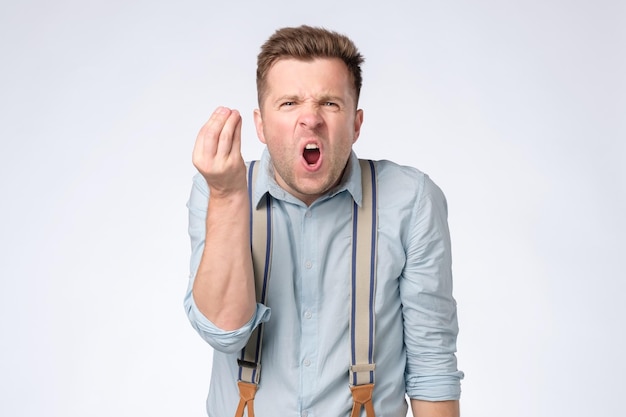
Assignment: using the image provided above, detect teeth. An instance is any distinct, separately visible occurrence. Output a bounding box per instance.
[305,144,319,150]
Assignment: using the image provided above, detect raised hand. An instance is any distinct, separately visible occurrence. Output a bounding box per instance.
[190,106,256,330]
[192,106,246,198]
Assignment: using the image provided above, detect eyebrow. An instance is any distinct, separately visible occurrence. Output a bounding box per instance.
[273,94,347,104]
[274,95,300,103]
[318,94,346,104]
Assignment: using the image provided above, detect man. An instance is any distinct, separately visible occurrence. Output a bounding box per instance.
[185,25,463,417]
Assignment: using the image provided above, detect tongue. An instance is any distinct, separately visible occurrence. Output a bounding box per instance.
[303,149,320,165]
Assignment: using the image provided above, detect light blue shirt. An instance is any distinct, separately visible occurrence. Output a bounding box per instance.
[185,150,463,417]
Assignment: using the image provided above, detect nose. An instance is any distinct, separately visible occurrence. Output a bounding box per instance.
[298,104,323,130]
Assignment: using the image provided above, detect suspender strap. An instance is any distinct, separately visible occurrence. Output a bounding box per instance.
[349,159,378,417]
[236,159,378,417]
[235,161,272,417]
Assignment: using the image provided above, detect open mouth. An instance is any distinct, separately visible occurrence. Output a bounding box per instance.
[303,143,321,166]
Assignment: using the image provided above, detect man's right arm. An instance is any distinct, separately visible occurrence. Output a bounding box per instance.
[189,107,256,331]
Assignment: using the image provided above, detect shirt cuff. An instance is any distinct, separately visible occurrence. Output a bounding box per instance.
[186,297,271,353]
[406,370,464,401]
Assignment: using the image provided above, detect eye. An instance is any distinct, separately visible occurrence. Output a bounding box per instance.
[281,101,295,107]
[323,102,338,107]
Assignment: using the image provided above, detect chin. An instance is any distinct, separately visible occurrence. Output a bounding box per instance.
[298,178,335,196]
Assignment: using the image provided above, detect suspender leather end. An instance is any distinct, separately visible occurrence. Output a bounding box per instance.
[350,383,376,417]
[235,381,259,417]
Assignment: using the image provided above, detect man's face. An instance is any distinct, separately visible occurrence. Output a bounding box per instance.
[254,58,363,206]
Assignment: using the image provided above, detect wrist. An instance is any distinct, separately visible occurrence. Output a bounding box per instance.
[208,186,249,204]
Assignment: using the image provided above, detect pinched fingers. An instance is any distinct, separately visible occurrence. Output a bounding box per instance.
[216,109,242,158]
[192,106,246,192]
[193,107,242,168]
[193,107,232,163]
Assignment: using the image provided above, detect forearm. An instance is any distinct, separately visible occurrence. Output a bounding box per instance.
[410,399,459,417]
[192,190,256,330]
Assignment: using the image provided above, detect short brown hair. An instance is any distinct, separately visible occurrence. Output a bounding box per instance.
[256,25,364,107]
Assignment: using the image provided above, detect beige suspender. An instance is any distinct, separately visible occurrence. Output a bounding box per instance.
[235,160,272,417]
[349,159,378,417]
[235,159,377,417]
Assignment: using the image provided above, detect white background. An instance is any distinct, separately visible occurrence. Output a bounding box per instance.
[1,1,624,416]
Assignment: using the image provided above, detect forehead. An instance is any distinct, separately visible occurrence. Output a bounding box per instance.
[265,57,354,97]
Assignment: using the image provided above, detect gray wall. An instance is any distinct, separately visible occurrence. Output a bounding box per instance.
[1,1,624,416]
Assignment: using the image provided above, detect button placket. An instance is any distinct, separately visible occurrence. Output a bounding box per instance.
[300,206,318,404]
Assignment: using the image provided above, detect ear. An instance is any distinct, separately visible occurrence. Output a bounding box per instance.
[253,109,266,144]
[352,109,364,144]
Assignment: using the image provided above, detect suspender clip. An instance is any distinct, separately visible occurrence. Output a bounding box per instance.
[349,363,376,373]
[237,359,260,370]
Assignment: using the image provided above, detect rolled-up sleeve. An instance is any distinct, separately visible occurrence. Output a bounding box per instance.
[183,173,271,353]
[401,174,464,400]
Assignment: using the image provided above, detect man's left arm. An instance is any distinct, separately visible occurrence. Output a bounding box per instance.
[401,173,463,411]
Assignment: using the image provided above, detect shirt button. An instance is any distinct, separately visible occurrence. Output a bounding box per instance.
[303,359,311,367]
[302,412,309,417]
[305,261,312,269]
[304,311,312,319]
[305,211,312,218]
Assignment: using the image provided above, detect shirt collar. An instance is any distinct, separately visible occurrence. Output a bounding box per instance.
[251,148,363,208]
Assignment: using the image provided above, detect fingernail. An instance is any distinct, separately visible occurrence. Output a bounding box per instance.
[217,106,229,115]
